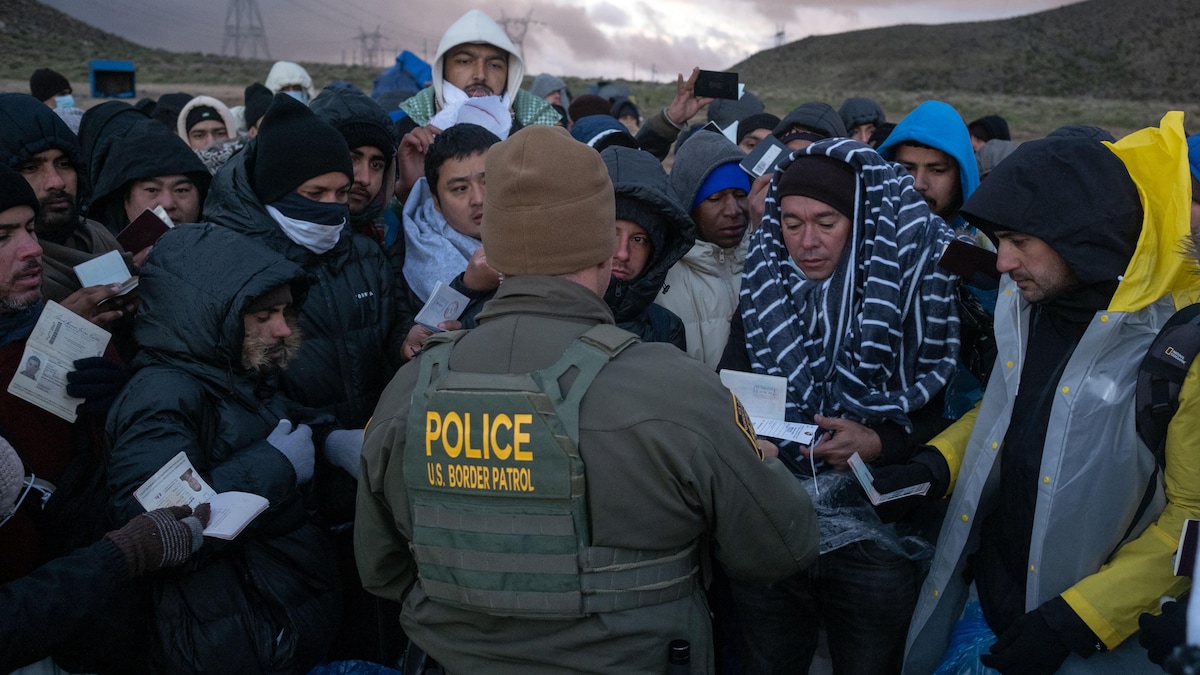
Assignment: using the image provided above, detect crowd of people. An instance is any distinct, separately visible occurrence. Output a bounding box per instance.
[3,7,1200,675]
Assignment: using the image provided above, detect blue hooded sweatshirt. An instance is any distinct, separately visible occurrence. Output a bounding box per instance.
[877,100,980,228]
[880,100,992,419]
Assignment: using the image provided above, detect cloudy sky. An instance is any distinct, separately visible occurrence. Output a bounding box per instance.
[47,0,1079,80]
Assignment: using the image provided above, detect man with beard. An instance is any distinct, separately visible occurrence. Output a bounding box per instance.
[0,94,137,312]
[104,223,341,674]
[202,92,402,663]
[310,85,399,245]
[395,9,559,200]
[0,163,167,673]
[396,9,558,135]
[900,117,1200,674]
[878,100,979,228]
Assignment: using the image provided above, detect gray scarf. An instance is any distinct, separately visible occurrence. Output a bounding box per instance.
[401,177,481,302]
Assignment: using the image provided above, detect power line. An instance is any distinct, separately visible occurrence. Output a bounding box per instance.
[355,25,385,67]
[223,0,271,59]
[496,9,543,59]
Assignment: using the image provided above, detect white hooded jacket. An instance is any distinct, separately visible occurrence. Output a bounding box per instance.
[430,9,524,110]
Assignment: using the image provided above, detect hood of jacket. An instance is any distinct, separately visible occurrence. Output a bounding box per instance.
[1106,112,1200,311]
[176,95,239,146]
[135,222,308,387]
[877,100,979,211]
[601,146,696,325]
[670,131,747,209]
[77,101,146,194]
[962,135,1142,312]
[530,73,568,104]
[203,139,352,264]
[265,61,317,100]
[432,10,524,111]
[0,93,88,204]
[89,117,212,231]
[309,85,399,227]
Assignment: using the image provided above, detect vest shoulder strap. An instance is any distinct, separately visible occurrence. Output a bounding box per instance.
[531,324,639,442]
[1135,303,1200,466]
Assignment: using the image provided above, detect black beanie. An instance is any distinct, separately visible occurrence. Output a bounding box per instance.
[185,106,221,134]
[30,68,70,102]
[244,83,272,130]
[338,121,394,160]
[776,155,858,219]
[737,113,781,144]
[252,93,353,205]
[0,164,40,214]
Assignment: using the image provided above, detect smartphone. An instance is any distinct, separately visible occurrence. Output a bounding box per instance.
[694,70,739,100]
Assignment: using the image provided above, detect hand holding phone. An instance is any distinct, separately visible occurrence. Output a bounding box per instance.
[693,70,740,100]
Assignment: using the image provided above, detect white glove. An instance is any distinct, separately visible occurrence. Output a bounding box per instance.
[324,429,364,480]
[266,419,314,484]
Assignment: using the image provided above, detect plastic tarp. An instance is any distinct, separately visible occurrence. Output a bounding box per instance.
[372,50,431,101]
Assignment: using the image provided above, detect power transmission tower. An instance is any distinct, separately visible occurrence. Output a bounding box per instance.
[774,24,785,49]
[223,0,270,59]
[356,26,385,67]
[497,10,542,58]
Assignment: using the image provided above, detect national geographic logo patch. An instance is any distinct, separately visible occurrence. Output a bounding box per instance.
[731,393,761,460]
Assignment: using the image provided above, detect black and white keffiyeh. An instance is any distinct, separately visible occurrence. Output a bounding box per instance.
[741,138,960,430]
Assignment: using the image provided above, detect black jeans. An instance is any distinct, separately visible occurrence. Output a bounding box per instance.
[730,540,920,675]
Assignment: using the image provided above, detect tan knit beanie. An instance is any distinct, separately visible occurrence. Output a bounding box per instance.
[482,126,615,276]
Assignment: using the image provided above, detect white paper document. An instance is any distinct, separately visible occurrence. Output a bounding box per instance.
[719,370,819,444]
[748,418,818,445]
[719,370,787,418]
[415,280,470,331]
[134,451,269,540]
[847,452,930,505]
[7,301,111,422]
[73,249,132,288]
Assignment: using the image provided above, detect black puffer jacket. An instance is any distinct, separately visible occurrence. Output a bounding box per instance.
[600,146,694,348]
[204,141,402,428]
[88,116,211,234]
[309,85,399,235]
[105,223,338,674]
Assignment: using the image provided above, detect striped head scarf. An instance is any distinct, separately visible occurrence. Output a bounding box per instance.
[741,137,960,430]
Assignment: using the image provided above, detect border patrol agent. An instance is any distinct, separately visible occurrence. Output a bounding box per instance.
[355,125,819,674]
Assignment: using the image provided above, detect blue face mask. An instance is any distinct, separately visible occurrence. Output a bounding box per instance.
[54,94,75,109]
[284,90,308,105]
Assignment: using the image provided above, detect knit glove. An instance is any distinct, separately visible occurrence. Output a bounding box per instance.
[325,428,364,480]
[104,503,209,576]
[869,445,950,523]
[980,607,1072,674]
[267,419,314,484]
[67,357,129,416]
[1140,599,1188,666]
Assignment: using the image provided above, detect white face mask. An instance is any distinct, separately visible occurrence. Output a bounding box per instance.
[283,89,308,105]
[266,204,345,254]
[54,94,75,109]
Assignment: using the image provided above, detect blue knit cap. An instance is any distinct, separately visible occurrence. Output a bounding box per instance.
[693,162,751,208]
[1188,133,1200,183]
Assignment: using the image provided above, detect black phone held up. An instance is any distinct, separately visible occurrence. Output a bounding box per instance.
[694,70,739,100]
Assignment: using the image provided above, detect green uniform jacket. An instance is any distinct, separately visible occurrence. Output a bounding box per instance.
[356,275,818,675]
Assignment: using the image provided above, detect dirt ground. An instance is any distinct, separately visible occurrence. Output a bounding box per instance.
[0,79,246,109]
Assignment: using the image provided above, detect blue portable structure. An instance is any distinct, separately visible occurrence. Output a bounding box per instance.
[89,60,137,99]
[371,50,430,102]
